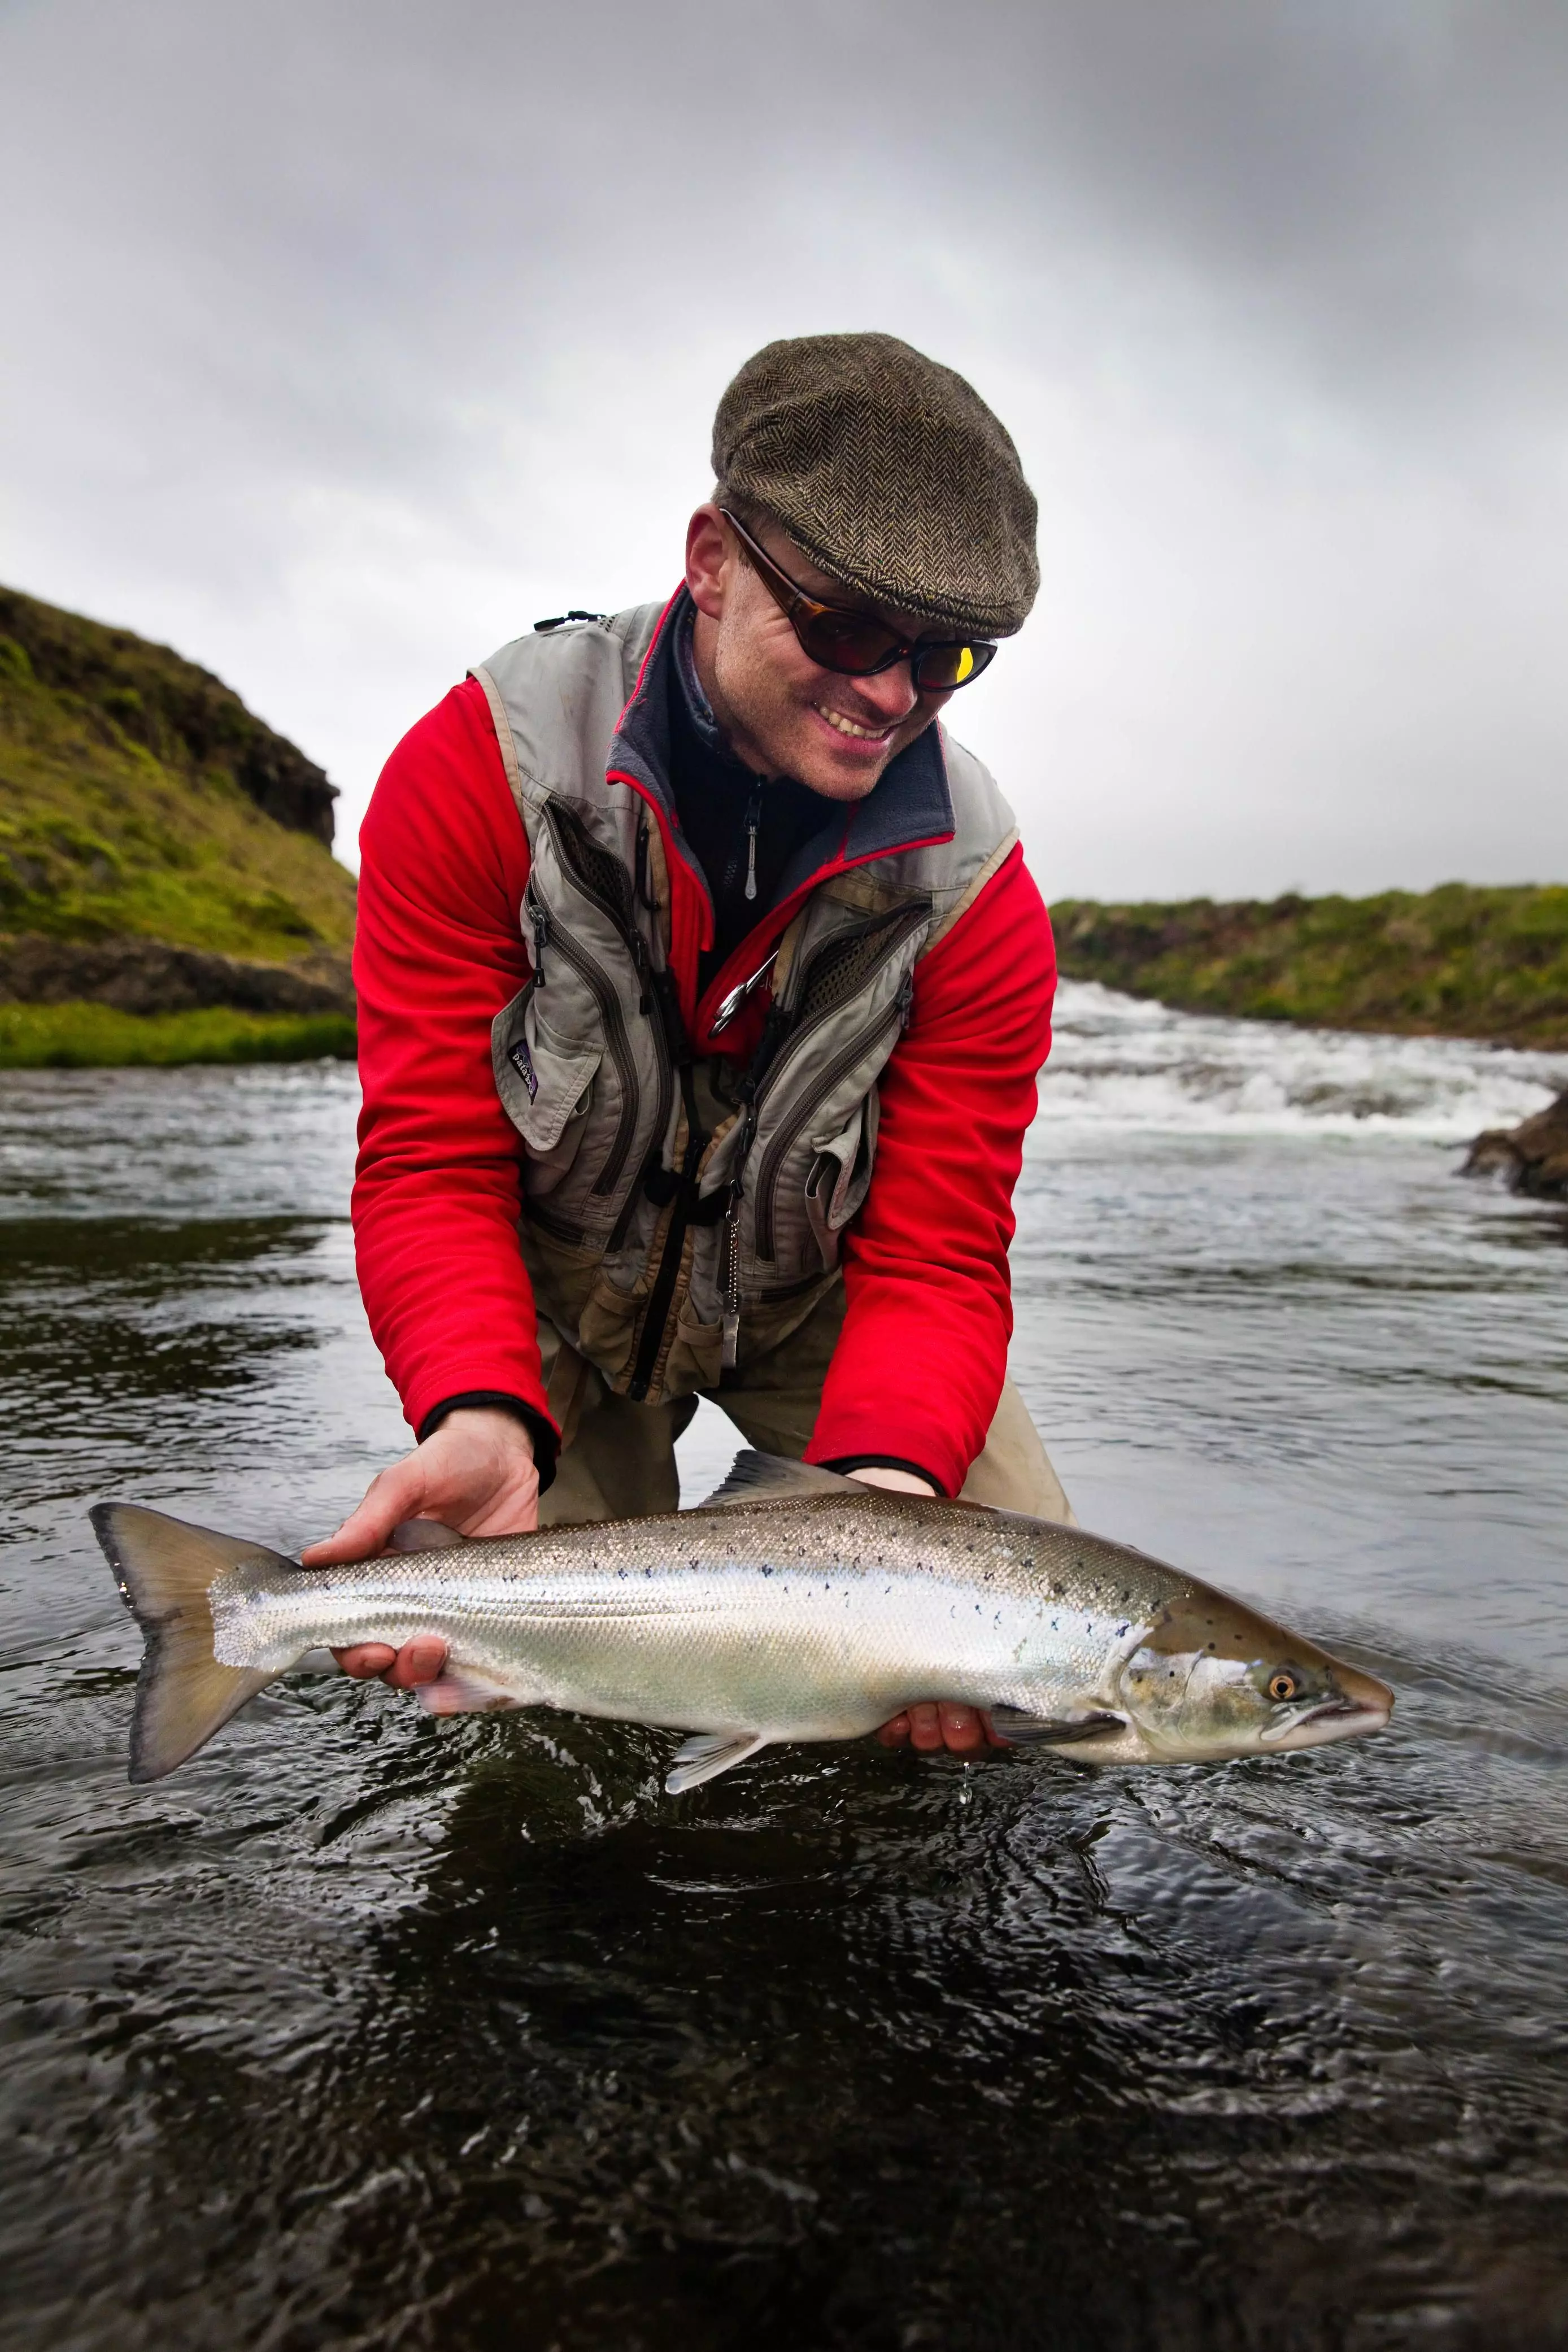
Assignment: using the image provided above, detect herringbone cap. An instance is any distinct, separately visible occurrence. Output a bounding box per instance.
[712,332,1038,637]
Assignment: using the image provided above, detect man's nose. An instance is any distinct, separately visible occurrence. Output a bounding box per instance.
[839,660,920,725]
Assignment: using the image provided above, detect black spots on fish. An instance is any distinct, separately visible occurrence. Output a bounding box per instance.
[1121,1591,1130,1604]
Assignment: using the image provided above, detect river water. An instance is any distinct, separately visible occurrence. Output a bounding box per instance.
[2,983,1566,2351]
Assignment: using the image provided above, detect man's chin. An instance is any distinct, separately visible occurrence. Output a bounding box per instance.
[784,722,901,801]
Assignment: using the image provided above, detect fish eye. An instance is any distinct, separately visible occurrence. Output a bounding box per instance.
[1268,1670,1301,1704]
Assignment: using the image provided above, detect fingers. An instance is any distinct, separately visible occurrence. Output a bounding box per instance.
[331,1636,448,1688]
[384,1636,448,1690]
[874,1703,1001,1754]
[936,1704,986,1754]
[333,1643,397,1679]
[303,1458,428,1567]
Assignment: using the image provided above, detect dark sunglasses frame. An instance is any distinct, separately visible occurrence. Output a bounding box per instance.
[719,508,997,693]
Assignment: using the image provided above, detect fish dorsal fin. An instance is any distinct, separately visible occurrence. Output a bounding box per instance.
[696,1451,857,1512]
[389,1518,469,1553]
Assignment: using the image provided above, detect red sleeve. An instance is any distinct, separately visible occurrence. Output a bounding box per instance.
[351,677,553,1443]
[804,843,1055,1496]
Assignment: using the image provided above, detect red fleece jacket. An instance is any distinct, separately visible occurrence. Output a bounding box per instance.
[352,674,1056,1497]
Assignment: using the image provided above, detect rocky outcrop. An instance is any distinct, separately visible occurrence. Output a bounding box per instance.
[0,932,353,1017]
[0,584,339,846]
[1463,1089,1568,1198]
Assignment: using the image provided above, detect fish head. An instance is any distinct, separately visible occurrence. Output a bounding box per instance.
[1114,1587,1393,1762]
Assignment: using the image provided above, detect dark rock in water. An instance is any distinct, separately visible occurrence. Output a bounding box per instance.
[0,931,353,1017]
[1464,1088,1568,1198]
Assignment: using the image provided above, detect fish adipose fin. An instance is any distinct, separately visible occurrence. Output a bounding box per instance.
[698,1451,856,1512]
[89,1502,291,1784]
[989,1706,1124,1745]
[665,1730,771,1793]
[389,1518,469,1553]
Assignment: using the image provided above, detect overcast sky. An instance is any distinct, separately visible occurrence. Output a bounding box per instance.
[2,0,1564,898]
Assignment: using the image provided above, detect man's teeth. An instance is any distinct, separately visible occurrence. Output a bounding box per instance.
[816,705,890,741]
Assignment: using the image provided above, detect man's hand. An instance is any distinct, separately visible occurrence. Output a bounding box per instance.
[845,1466,1004,1757]
[305,1407,539,1690]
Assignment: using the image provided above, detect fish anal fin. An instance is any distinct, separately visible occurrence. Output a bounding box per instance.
[989,1706,1124,1746]
[696,1451,855,1512]
[665,1730,770,1793]
[416,1668,524,1716]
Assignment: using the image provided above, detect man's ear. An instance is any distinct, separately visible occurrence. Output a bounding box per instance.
[685,503,730,620]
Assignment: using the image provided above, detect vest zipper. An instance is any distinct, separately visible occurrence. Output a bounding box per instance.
[524,890,642,1199]
[532,807,677,1219]
[717,910,925,1369]
[751,986,908,1263]
[743,781,761,902]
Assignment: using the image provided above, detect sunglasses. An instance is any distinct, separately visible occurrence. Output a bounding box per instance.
[720,508,998,694]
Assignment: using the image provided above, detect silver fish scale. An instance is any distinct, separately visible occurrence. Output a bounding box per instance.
[210,1493,1174,1743]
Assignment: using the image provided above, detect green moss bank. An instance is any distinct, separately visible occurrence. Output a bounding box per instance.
[0,585,356,961]
[0,1001,355,1069]
[1051,884,1568,1049]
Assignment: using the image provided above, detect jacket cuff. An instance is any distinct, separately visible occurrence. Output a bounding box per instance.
[818,1453,947,1497]
[415,1392,559,1495]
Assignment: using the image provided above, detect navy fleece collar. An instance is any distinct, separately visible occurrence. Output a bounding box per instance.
[610,587,955,889]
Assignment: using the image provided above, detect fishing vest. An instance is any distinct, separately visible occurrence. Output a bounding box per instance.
[472,599,1018,1409]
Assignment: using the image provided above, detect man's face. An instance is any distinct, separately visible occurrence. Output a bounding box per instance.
[684,504,962,802]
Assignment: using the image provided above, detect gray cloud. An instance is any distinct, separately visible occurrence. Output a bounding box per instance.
[1,0,1563,896]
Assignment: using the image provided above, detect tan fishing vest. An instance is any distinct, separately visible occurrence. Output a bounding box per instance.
[472,600,1017,1408]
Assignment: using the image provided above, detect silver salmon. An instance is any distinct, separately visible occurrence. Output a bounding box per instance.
[91,1450,1392,1792]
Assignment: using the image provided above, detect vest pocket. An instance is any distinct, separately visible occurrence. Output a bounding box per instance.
[492,991,602,1190]
[802,1093,879,1272]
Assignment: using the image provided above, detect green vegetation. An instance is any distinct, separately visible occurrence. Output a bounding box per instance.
[1052,884,1568,1048]
[0,1000,355,1069]
[0,587,356,960]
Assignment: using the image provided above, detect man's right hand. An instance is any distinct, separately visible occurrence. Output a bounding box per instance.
[303,1406,539,1690]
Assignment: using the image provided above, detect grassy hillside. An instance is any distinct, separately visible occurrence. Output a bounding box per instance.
[1052,885,1568,1049]
[0,585,356,961]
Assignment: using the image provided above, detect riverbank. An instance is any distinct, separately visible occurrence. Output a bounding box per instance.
[0,1000,354,1068]
[1,583,358,1065]
[1052,882,1568,1049]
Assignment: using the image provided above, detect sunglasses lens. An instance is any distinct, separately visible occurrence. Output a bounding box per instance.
[797,610,900,676]
[911,640,995,691]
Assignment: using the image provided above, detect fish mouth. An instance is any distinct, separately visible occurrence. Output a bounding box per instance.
[1261,1686,1393,1749]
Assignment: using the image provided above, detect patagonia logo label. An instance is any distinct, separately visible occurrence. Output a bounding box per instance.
[509,1039,539,1101]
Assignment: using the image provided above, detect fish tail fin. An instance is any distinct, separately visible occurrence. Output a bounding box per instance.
[90,1502,289,1783]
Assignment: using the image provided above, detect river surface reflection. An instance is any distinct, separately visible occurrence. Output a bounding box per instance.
[2,985,1566,2350]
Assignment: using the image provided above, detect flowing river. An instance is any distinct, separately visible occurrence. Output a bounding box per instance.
[2,983,1566,2351]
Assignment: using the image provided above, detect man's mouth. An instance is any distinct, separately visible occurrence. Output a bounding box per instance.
[813,703,894,743]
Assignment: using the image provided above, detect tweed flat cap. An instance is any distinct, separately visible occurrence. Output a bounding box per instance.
[712,332,1039,637]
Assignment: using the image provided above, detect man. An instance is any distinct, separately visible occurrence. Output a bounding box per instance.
[307,332,1069,1757]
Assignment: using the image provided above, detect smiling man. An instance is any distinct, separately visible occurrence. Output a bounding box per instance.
[310,332,1071,1756]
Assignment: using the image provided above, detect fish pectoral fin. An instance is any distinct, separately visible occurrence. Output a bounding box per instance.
[696,1451,856,1511]
[988,1706,1124,1745]
[665,1730,772,1794]
[416,1668,524,1717]
[389,1518,469,1553]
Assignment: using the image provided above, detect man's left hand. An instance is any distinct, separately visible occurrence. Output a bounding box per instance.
[844,1466,1003,1756]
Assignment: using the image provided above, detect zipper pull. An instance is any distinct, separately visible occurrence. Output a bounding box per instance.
[526,890,548,987]
[744,783,761,902]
